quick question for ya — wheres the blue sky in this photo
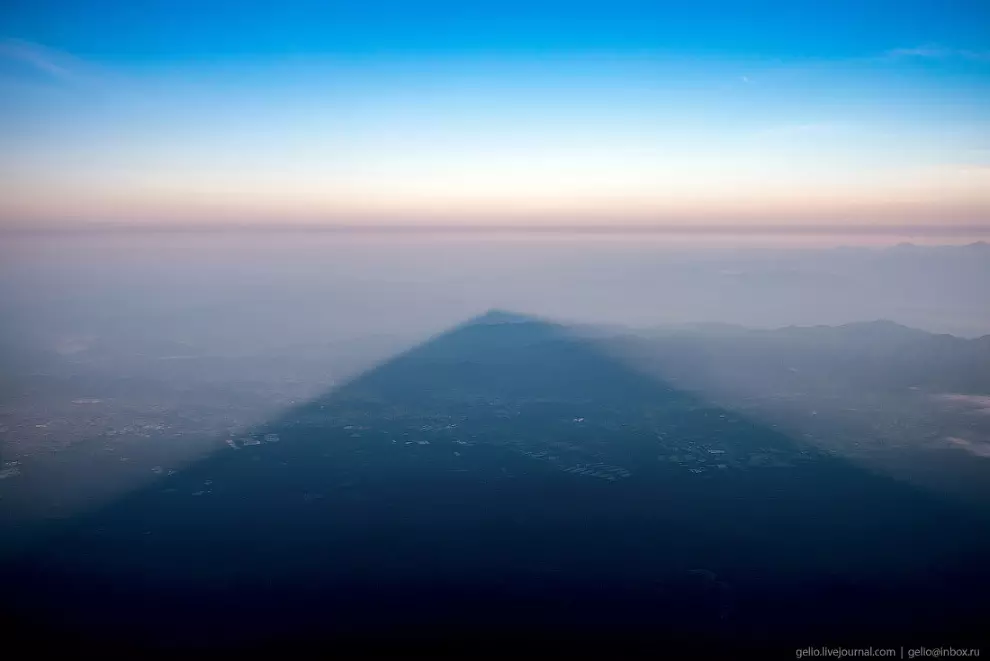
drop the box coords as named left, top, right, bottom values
left=4, top=0, right=989, bottom=61
left=1, top=0, right=988, bottom=228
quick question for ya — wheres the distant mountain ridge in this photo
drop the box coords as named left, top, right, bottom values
left=644, top=318, right=980, bottom=340
left=602, top=317, right=990, bottom=395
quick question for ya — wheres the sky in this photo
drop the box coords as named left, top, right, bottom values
left=1, top=0, right=989, bottom=231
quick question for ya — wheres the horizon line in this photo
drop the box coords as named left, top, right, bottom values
left=3, top=222, right=990, bottom=237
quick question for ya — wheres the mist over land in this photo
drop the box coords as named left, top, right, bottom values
left=0, top=230, right=988, bottom=649
left=1, top=229, right=989, bottom=651
left=2, top=230, right=989, bottom=510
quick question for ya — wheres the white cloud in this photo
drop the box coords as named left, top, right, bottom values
left=886, top=44, right=990, bottom=62
left=0, top=38, right=81, bottom=82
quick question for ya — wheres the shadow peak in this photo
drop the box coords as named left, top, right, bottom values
left=468, top=309, right=540, bottom=326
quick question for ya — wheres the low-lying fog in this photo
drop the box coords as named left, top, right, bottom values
left=4, top=231, right=988, bottom=356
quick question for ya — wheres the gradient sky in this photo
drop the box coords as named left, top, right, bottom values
left=1, top=0, right=988, bottom=229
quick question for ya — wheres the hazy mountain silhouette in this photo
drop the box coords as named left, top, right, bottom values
left=4, top=312, right=990, bottom=651
left=618, top=319, right=990, bottom=395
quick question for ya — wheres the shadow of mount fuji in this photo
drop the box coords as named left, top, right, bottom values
left=5, top=311, right=990, bottom=651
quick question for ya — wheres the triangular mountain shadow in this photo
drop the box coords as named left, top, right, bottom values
left=5, top=311, right=990, bottom=650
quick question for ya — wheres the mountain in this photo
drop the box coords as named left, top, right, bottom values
left=623, top=319, right=990, bottom=395
left=4, top=312, right=990, bottom=652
